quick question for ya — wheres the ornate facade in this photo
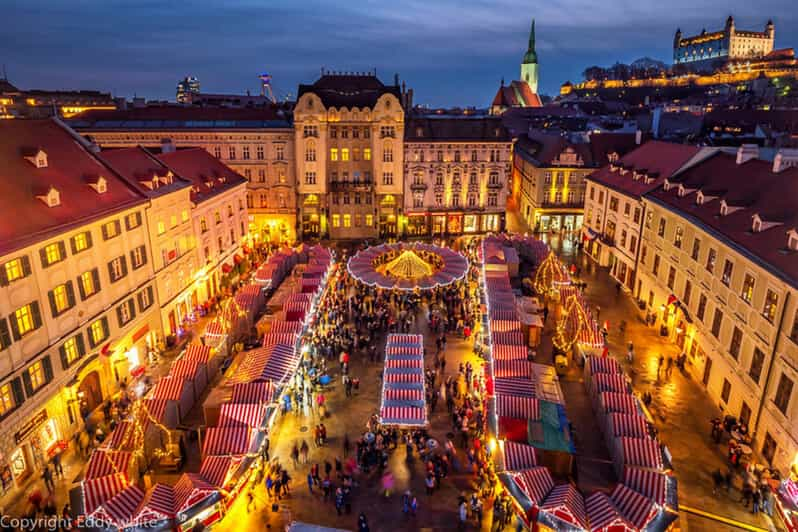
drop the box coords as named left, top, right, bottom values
left=674, top=16, right=774, bottom=69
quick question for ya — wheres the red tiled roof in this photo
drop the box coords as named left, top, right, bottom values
left=586, top=141, right=702, bottom=199
left=0, top=119, right=146, bottom=256
left=516, top=132, right=638, bottom=168
left=491, top=81, right=542, bottom=109
left=649, top=152, right=798, bottom=287
left=100, top=147, right=192, bottom=197
left=156, top=148, right=247, bottom=204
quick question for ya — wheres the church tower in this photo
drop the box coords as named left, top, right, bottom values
left=520, top=19, right=539, bottom=94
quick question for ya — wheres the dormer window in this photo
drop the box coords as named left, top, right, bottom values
left=25, top=149, right=48, bottom=168
left=416, top=127, right=423, bottom=137
left=720, top=200, right=728, bottom=216
left=696, top=191, right=704, bottom=205
left=663, top=179, right=671, bottom=191
left=608, top=152, right=619, bottom=163
left=37, top=186, right=60, bottom=207
left=788, top=230, right=798, bottom=251
left=88, top=175, right=107, bottom=194
left=752, top=215, right=763, bottom=233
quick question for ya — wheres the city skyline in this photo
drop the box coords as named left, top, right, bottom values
left=3, top=0, right=796, bottom=106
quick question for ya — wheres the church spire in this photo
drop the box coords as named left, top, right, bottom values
left=520, top=18, right=539, bottom=94
left=523, top=19, right=538, bottom=64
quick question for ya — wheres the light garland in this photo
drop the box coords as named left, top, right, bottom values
left=533, top=251, right=571, bottom=295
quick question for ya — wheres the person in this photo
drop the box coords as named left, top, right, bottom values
left=291, top=443, right=300, bottom=468
left=300, top=440, right=309, bottom=464
left=666, top=356, right=674, bottom=377
left=42, top=466, right=55, bottom=493
left=307, top=471, right=314, bottom=494
left=712, top=469, right=724, bottom=495
left=657, top=354, right=665, bottom=375
left=458, top=500, right=468, bottom=530
left=626, top=342, right=634, bottom=363
left=246, top=489, right=255, bottom=512
left=335, top=487, right=345, bottom=516
left=358, top=513, right=370, bottom=532
left=752, top=487, right=761, bottom=514
left=425, top=473, right=435, bottom=495
left=51, top=453, right=63, bottom=479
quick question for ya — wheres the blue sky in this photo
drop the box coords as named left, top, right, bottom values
left=2, top=0, right=795, bottom=107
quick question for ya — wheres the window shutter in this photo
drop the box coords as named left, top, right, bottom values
left=128, top=299, right=136, bottom=320
left=117, top=220, right=123, bottom=234
left=8, top=314, right=20, bottom=341
left=85, top=231, right=93, bottom=249
left=21, top=371, right=32, bottom=397
left=77, top=275, right=86, bottom=300
left=92, top=268, right=101, bottom=292
left=107, top=261, right=115, bottom=282
left=76, top=333, right=86, bottom=356
left=136, top=291, right=143, bottom=311
left=66, top=281, right=76, bottom=308
left=0, top=264, right=7, bottom=287
left=58, top=241, right=67, bottom=260
left=31, top=301, right=42, bottom=329
left=42, top=356, right=53, bottom=383
left=10, top=377, right=24, bottom=406
left=48, top=289, right=58, bottom=318
left=70, top=236, right=78, bottom=255
left=101, top=224, right=108, bottom=240
left=102, top=317, right=110, bottom=339
left=116, top=305, right=125, bottom=327
left=141, top=246, right=148, bottom=266
left=0, top=319, right=10, bottom=350
left=39, top=248, right=49, bottom=268
left=147, top=286, right=154, bottom=305
left=121, top=256, right=128, bottom=277
left=59, top=344, right=69, bottom=370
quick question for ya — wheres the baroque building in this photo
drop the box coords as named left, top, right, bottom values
left=674, top=16, right=775, bottom=70
left=293, top=72, right=405, bottom=240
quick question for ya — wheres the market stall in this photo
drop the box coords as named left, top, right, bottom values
left=150, top=376, right=195, bottom=421
left=539, top=483, right=588, bottom=532
left=201, top=426, right=253, bottom=458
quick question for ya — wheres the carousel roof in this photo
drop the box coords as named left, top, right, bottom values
left=347, top=243, right=468, bottom=291
left=383, top=250, right=434, bottom=279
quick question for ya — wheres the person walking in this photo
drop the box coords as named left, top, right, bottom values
left=291, top=443, right=300, bottom=468
left=42, top=465, right=55, bottom=493
left=626, top=342, right=634, bottom=363
left=300, top=440, right=309, bottom=464
left=657, top=354, right=665, bottom=376
left=307, top=471, right=314, bottom=494
left=335, top=487, right=345, bottom=516
left=358, top=513, right=370, bottom=532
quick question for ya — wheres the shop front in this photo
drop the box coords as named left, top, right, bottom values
left=301, top=195, right=323, bottom=238
left=8, top=408, right=64, bottom=488
left=483, top=213, right=502, bottom=233
left=463, top=214, right=479, bottom=233
left=405, top=214, right=429, bottom=236
left=447, top=213, right=463, bottom=234
left=432, top=215, right=446, bottom=235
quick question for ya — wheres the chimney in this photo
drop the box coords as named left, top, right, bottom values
left=773, top=148, right=798, bottom=173
left=635, top=129, right=642, bottom=145
left=736, top=144, right=759, bottom=165
left=161, top=138, right=176, bottom=154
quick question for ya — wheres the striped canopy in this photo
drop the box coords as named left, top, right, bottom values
left=170, top=357, right=202, bottom=380
left=231, top=382, right=274, bottom=404
left=491, top=330, right=525, bottom=346
left=204, top=319, right=225, bottom=337
left=134, top=483, right=175, bottom=524
left=494, top=359, right=532, bottom=378
left=624, top=467, right=669, bottom=507
left=184, top=343, right=213, bottom=363
left=202, top=427, right=252, bottom=456
left=616, top=437, right=663, bottom=471
left=85, top=450, right=132, bottom=480
left=200, top=456, right=243, bottom=488
left=173, top=473, right=217, bottom=515
left=494, top=377, right=536, bottom=398
left=599, top=392, right=639, bottom=416
left=219, top=403, right=265, bottom=429
left=501, top=441, right=538, bottom=471
left=385, top=358, right=424, bottom=369
left=492, top=344, right=528, bottom=361
left=151, top=376, right=188, bottom=401
left=540, top=483, right=588, bottom=531
left=490, top=319, right=523, bottom=333
left=384, top=371, right=424, bottom=383
left=591, top=373, right=629, bottom=395
left=512, top=467, right=554, bottom=506
left=263, top=332, right=298, bottom=347
left=384, top=387, right=424, bottom=402
left=495, top=394, right=540, bottom=420
left=585, top=492, right=631, bottom=531
left=606, top=413, right=649, bottom=439
left=143, top=398, right=170, bottom=423
left=587, top=356, right=622, bottom=376
left=610, top=484, right=658, bottom=530
left=379, top=406, right=426, bottom=426
left=270, top=320, right=304, bottom=335
left=83, top=474, right=128, bottom=517
left=100, top=485, right=144, bottom=529
left=387, top=334, right=424, bottom=345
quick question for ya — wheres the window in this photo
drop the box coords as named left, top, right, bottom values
left=633, top=207, right=641, bottom=224
left=102, top=220, right=121, bottom=240
left=382, top=172, right=393, bottom=186
left=705, top=248, right=717, bottom=274
left=623, top=203, right=631, bottom=218
left=697, top=293, right=707, bottom=321
left=331, top=214, right=340, bottom=228
left=674, top=226, right=683, bottom=248
left=70, top=232, right=92, bottom=254
left=137, top=286, right=154, bottom=311
left=691, top=238, right=701, bottom=261
left=304, top=172, right=316, bottom=185
left=488, top=193, right=498, bottom=207
left=544, top=172, right=552, bottom=184
left=774, top=374, right=793, bottom=415
left=117, top=298, right=136, bottom=327
left=667, top=266, right=676, bottom=289
left=0, top=383, right=16, bottom=417
left=749, top=348, right=765, bottom=384
left=365, top=214, right=373, bottom=227
left=380, top=126, right=395, bottom=138
left=451, top=194, right=460, bottom=208
left=657, top=217, right=666, bottom=238
left=609, top=197, right=619, bottom=212
left=130, top=245, right=147, bottom=270
left=157, top=220, right=166, bottom=235
left=256, top=145, right=264, bottom=160
left=49, top=282, right=75, bottom=317
left=59, top=335, right=85, bottom=368
left=27, top=361, right=48, bottom=392
left=12, top=302, right=42, bottom=338
left=1, top=256, right=31, bottom=285
left=629, top=235, right=637, bottom=254
left=125, top=212, right=142, bottom=230
left=640, top=246, right=647, bottom=265
left=228, top=146, right=236, bottom=160
left=763, top=289, right=778, bottom=323
left=383, top=143, right=393, bottom=162
left=214, top=211, right=222, bottom=224
left=108, top=256, right=128, bottom=283
left=40, top=241, right=66, bottom=267
left=213, top=146, right=221, bottom=159
left=0, top=319, right=11, bottom=351
left=721, top=260, right=734, bottom=286
left=343, top=214, right=351, bottom=228
left=711, top=308, right=723, bottom=338
left=652, top=255, right=660, bottom=276
left=645, top=211, right=653, bottom=229
left=762, top=433, right=777, bottom=464
left=741, top=273, right=755, bottom=304
left=721, top=379, right=731, bottom=404
left=435, top=194, right=443, bottom=207
left=329, top=148, right=338, bottom=161
left=589, top=186, right=595, bottom=201
left=78, top=269, right=100, bottom=300
left=341, top=148, right=350, bottom=162
left=242, top=146, right=250, bottom=160
left=303, top=125, right=318, bottom=138
left=729, top=326, right=742, bottom=360
left=620, top=230, right=627, bottom=248
left=683, top=279, right=692, bottom=306
left=454, top=151, right=461, bottom=162
left=276, top=145, right=285, bottom=160
left=87, top=317, right=109, bottom=348
left=304, top=144, right=316, bottom=162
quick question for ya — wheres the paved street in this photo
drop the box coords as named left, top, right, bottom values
left=508, top=210, right=781, bottom=532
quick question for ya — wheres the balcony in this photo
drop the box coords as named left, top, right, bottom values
left=487, top=181, right=505, bottom=190
left=410, top=182, right=428, bottom=191
left=540, top=201, right=584, bottom=209
left=329, top=180, right=374, bottom=192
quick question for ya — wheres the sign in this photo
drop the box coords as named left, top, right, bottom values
left=132, top=324, right=150, bottom=343
left=14, top=409, right=48, bottom=445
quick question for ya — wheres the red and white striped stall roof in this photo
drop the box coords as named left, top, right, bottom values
left=599, top=392, right=639, bottom=416
left=386, top=334, right=424, bottom=345
left=263, top=332, right=298, bottom=347
left=540, top=483, right=588, bottom=530
left=610, top=483, right=658, bottom=530
left=170, top=357, right=201, bottom=379
left=513, top=467, right=554, bottom=506
left=592, top=373, right=629, bottom=395
left=259, top=344, right=299, bottom=383
left=585, top=492, right=630, bottom=532
left=101, top=484, right=144, bottom=529
left=83, top=474, right=128, bottom=517
left=492, top=344, right=528, bottom=361
left=184, top=343, right=213, bottom=363
left=229, top=348, right=271, bottom=384
left=501, top=441, right=538, bottom=471
left=151, top=376, right=188, bottom=401
left=490, top=320, right=522, bottom=333
left=617, top=437, right=663, bottom=470
left=494, top=359, right=532, bottom=378
left=205, top=319, right=225, bottom=337
left=385, top=358, right=424, bottom=369
left=384, top=388, right=424, bottom=402
left=286, top=292, right=312, bottom=304
left=384, top=372, right=424, bottom=383
left=200, top=455, right=243, bottom=488
left=270, top=320, right=304, bottom=335
left=624, top=467, right=668, bottom=507
left=607, top=413, right=649, bottom=439
left=495, top=394, right=540, bottom=420
left=379, top=406, right=426, bottom=426
left=491, top=330, right=525, bottom=346
left=494, top=378, right=536, bottom=398
left=202, top=426, right=252, bottom=456
left=102, top=421, right=140, bottom=451
left=385, top=345, right=423, bottom=355
left=219, top=403, right=265, bottom=429
left=85, top=450, right=132, bottom=480
left=489, top=309, right=518, bottom=321
left=173, top=473, right=217, bottom=515
left=134, top=483, right=175, bottom=524
left=587, top=356, right=622, bottom=375
left=231, top=382, right=274, bottom=404
left=143, top=398, right=169, bottom=423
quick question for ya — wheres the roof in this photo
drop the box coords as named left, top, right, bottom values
left=515, top=131, right=638, bottom=168
left=491, top=81, right=542, bottom=109
left=405, top=116, right=511, bottom=142
left=585, top=141, right=703, bottom=198
left=100, top=147, right=192, bottom=198
left=0, top=119, right=146, bottom=256
left=649, top=151, right=798, bottom=287
left=297, top=73, right=401, bottom=109
left=69, top=105, right=291, bottom=130
left=0, top=78, right=19, bottom=93
left=156, top=148, right=247, bottom=204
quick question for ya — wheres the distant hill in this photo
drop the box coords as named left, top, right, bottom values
left=631, top=57, right=668, bottom=70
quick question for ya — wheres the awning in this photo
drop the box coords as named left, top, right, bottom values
left=494, top=378, right=537, bottom=398
left=512, top=467, right=554, bottom=506
left=610, top=484, right=658, bottom=530
left=492, top=344, right=528, bottom=361
left=385, top=358, right=424, bottom=369
left=606, top=413, right=649, bottom=439
left=494, top=360, right=532, bottom=379
left=586, top=356, right=622, bottom=376
left=231, top=382, right=274, bottom=404
left=585, top=492, right=630, bottom=531
left=615, top=436, right=663, bottom=471
left=85, top=450, right=132, bottom=480
left=496, top=394, right=540, bottom=420
left=623, top=467, right=668, bottom=507
left=134, top=483, right=175, bottom=524
left=491, top=330, right=525, bottom=346
left=599, top=392, right=639, bottom=416
left=501, top=441, right=538, bottom=471
left=200, top=455, right=243, bottom=488
left=384, top=387, right=424, bottom=402
left=379, top=406, right=426, bottom=426
left=202, top=426, right=252, bottom=456
left=101, top=484, right=144, bottom=529
left=540, top=483, right=588, bottom=531
left=151, top=376, right=188, bottom=401
left=219, top=403, right=266, bottom=429
left=83, top=474, right=128, bottom=517
left=173, top=473, right=217, bottom=516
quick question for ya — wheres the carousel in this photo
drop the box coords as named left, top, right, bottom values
left=347, top=243, right=469, bottom=291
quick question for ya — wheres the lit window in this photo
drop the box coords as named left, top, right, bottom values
left=44, top=243, right=63, bottom=266
left=125, top=212, right=142, bottom=230
left=102, top=220, right=121, bottom=240
left=89, top=318, right=108, bottom=346
left=341, top=149, right=350, bottom=162
left=51, top=283, right=72, bottom=315
left=365, top=215, right=373, bottom=227
left=181, top=210, right=189, bottom=223
left=363, top=148, right=371, bottom=161
left=330, top=148, right=339, bottom=162
left=14, top=303, right=38, bottom=337
left=332, top=214, right=340, bottom=228
left=741, top=273, right=755, bottom=304
left=62, top=337, right=82, bottom=366
left=27, top=361, right=45, bottom=390
left=343, top=214, right=351, bottom=228
left=763, top=289, right=778, bottom=323
left=71, top=232, right=91, bottom=254
left=170, top=214, right=178, bottom=228
left=131, top=245, right=147, bottom=269
left=108, top=256, right=127, bottom=282
left=4, top=258, right=25, bottom=283
left=157, top=221, right=166, bottom=235
left=0, top=384, right=14, bottom=416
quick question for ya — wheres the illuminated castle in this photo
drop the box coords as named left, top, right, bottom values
left=674, top=16, right=774, bottom=69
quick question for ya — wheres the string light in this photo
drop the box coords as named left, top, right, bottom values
left=533, top=251, right=570, bottom=295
